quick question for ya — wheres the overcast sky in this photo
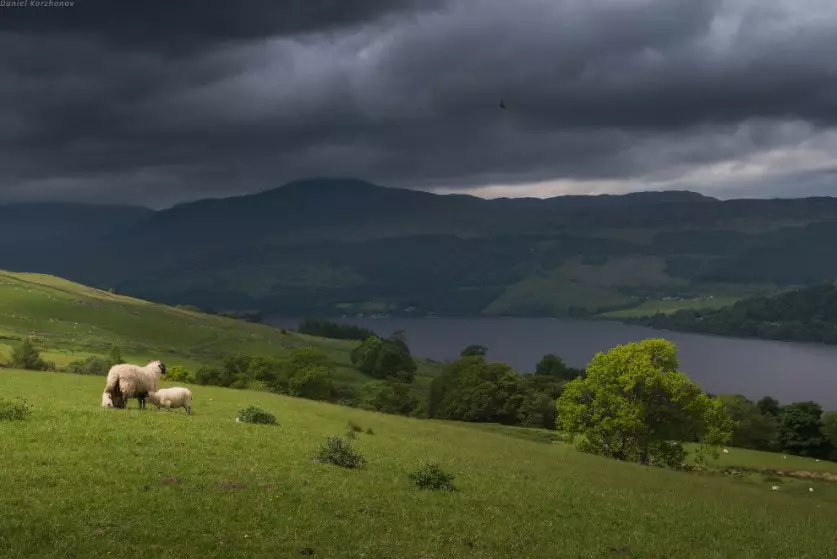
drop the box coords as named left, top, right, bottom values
left=2, top=0, right=836, bottom=208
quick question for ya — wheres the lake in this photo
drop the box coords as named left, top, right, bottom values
left=267, top=317, right=837, bottom=409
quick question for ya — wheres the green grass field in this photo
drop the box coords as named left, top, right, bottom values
left=2, top=370, right=837, bottom=558
left=0, top=270, right=441, bottom=391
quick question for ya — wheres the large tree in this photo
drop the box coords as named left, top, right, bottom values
left=776, top=402, right=830, bottom=458
left=556, top=338, right=733, bottom=467
left=718, top=394, right=779, bottom=451
left=821, top=411, right=837, bottom=460
left=535, top=353, right=583, bottom=380
left=350, top=335, right=417, bottom=382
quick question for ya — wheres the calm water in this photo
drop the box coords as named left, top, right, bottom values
left=268, top=317, right=837, bottom=409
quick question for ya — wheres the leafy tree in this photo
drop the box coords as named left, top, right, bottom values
left=776, top=402, right=830, bottom=458
left=429, top=356, right=529, bottom=425
left=287, top=365, right=334, bottom=401
left=821, top=411, right=837, bottom=460
left=107, top=345, right=125, bottom=365
left=460, top=344, right=487, bottom=358
left=360, top=381, right=418, bottom=415
left=718, top=394, right=779, bottom=451
left=757, top=396, right=781, bottom=417
left=350, top=335, right=416, bottom=382
left=9, top=338, right=48, bottom=371
left=556, top=339, right=733, bottom=467
left=535, top=353, right=583, bottom=381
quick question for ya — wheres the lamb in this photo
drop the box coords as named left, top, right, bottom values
left=147, top=387, right=192, bottom=414
left=103, top=360, right=166, bottom=410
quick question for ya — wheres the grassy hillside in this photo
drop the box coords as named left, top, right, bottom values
left=0, top=270, right=441, bottom=389
left=2, top=369, right=837, bottom=558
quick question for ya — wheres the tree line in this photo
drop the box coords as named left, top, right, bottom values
left=631, top=283, right=837, bottom=345
left=7, top=332, right=837, bottom=466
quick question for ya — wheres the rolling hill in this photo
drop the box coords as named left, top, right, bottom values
left=0, top=270, right=441, bottom=390
left=4, top=178, right=837, bottom=318
left=2, top=369, right=837, bottom=558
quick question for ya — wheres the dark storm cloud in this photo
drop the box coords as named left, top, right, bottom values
left=1, top=0, right=837, bottom=206
left=0, top=0, right=444, bottom=50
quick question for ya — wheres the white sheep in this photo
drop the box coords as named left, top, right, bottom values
left=722, top=448, right=729, bottom=454
left=103, top=360, right=166, bottom=410
left=772, top=485, right=779, bottom=491
left=147, top=387, right=192, bottom=414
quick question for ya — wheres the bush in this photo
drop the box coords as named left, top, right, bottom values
left=164, top=365, right=194, bottom=383
left=0, top=397, right=32, bottom=421
left=313, top=436, right=366, bottom=469
left=408, top=463, right=457, bottom=492
left=237, top=406, right=277, bottom=425
left=348, top=420, right=363, bottom=433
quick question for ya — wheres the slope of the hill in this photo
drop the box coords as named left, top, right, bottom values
left=1, top=370, right=836, bottom=558
left=0, top=270, right=440, bottom=388
left=5, top=178, right=837, bottom=318
left=631, top=283, right=837, bottom=344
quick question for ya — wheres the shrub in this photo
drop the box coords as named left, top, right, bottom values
left=164, top=365, right=194, bottom=383
left=348, top=420, right=363, bottom=433
left=408, top=463, right=457, bottom=492
left=237, top=406, right=277, bottom=425
left=366, top=427, right=375, bottom=435
left=0, top=397, right=32, bottom=421
left=313, top=436, right=366, bottom=469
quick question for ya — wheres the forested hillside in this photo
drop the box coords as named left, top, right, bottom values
left=632, top=283, right=837, bottom=344
left=3, top=178, right=837, bottom=318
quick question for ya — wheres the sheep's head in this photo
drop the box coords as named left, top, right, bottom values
left=147, top=360, right=167, bottom=377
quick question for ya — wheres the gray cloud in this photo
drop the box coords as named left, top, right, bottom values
left=1, top=0, right=837, bottom=207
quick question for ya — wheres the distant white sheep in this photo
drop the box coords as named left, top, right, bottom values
left=147, top=387, right=192, bottom=415
left=722, top=448, right=729, bottom=454
left=772, top=485, right=779, bottom=491
left=102, top=360, right=166, bottom=410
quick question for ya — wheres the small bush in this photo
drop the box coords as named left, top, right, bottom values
left=408, top=463, right=457, bottom=492
left=348, top=420, right=363, bottom=433
left=313, top=436, right=366, bottom=469
left=366, top=427, right=375, bottom=435
left=0, top=397, right=32, bottom=421
left=164, top=365, right=194, bottom=383
left=237, top=406, right=277, bottom=425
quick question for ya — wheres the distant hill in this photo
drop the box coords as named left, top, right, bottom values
left=0, top=202, right=152, bottom=274
left=4, top=178, right=837, bottom=318
left=630, top=283, right=837, bottom=344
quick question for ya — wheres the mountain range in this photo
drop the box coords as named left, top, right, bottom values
left=3, top=178, right=837, bottom=318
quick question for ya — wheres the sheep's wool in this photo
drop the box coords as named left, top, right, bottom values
left=103, top=361, right=165, bottom=408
